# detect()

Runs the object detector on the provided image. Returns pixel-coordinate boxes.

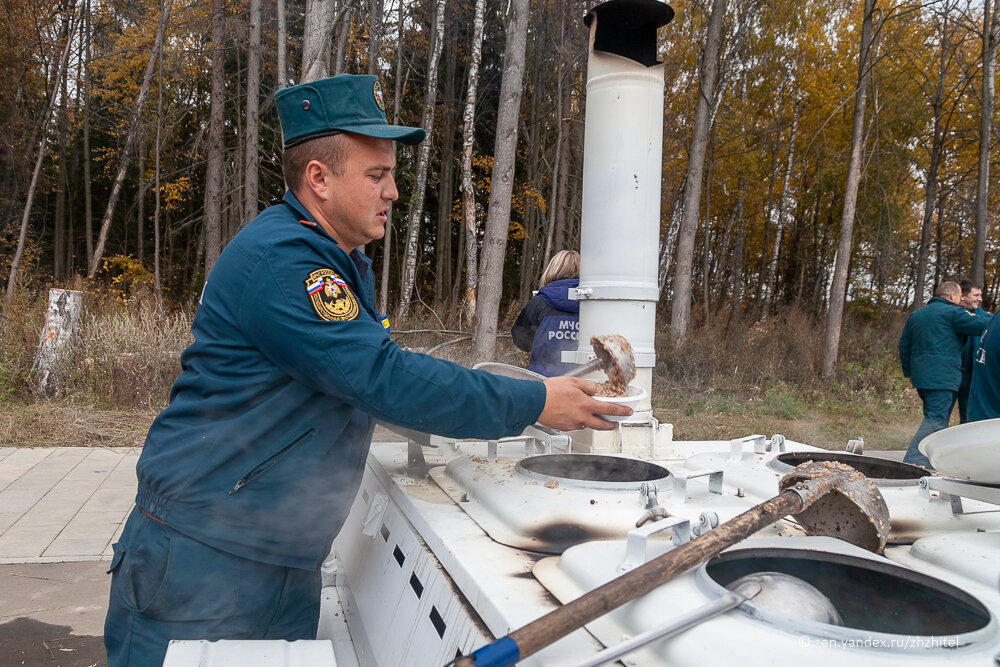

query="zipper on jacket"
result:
[229,429,316,495]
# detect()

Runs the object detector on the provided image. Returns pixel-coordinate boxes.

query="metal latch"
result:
[919,476,1000,514]
[617,511,719,573]
[728,434,786,461]
[618,516,691,572]
[672,468,724,501]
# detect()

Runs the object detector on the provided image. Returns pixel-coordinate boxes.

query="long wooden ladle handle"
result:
[455,477,833,667]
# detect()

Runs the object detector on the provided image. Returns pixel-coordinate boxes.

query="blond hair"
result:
[935,281,961,299]
[540,250,580,287]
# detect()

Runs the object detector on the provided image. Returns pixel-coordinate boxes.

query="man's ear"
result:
[304,160,328,200]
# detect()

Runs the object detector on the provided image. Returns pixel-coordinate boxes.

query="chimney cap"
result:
[584,0,674,68]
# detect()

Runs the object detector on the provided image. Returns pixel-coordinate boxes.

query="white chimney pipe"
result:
[569,0,673,414]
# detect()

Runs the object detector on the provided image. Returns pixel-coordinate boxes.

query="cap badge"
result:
[304,269,359,321]
[373,79,386,111]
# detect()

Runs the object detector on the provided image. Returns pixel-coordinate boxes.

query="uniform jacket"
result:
[969,313,999,421]
[962,307,991,374]
[135,191,546,570]
[899,296,991,391]
[511,278,580,376]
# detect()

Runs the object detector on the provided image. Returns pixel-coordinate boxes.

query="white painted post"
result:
[33,289,83,397]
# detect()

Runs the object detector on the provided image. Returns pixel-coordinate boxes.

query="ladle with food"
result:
[562,334,643,418]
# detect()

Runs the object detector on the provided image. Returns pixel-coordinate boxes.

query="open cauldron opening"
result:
[517,454,670,484]
[774,452,927,481]
[706,548,991,636]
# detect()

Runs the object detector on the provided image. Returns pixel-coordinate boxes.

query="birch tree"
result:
[669,0,728,344]
[973,0,1000,287]
[88,0,174,277]
[471,0,531,362]
[302,0,336,82]
[397,0,446,318]
[460,0,487,327]
[277,0,288,87]
[379,4,406,315]
[820,0,876,380]
[5,1,82,310]
[914,5,956,309]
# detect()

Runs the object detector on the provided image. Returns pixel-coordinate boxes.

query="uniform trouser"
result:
[903,388,956,468]
[957,371,973,424]
[104,509,321,667]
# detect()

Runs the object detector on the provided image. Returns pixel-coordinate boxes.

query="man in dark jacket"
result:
[103,75,629,667]
[968,311,999,421]
[899,281,991,467]
[957,280,991,422]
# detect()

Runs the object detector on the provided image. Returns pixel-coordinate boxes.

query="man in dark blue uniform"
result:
[899,281,991,467]
[103,74,629,666]
[957,280,991,422]
[968,310,999,421]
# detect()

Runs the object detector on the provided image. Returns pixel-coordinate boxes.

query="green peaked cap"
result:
[275,74,425,148]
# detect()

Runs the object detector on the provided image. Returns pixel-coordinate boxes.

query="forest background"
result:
[1,0,998,449]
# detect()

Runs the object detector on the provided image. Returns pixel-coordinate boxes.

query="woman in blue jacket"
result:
[512,250,581,376]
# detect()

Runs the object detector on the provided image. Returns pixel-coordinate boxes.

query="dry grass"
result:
[0,402,156,448]
[1,292,924,451]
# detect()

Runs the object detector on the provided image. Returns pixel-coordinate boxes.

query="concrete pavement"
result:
[0,447,138,564]
[0,447,138,667]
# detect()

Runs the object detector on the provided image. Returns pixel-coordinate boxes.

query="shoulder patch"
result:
[304,269,359,321]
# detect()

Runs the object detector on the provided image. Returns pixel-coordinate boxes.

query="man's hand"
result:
[537,376,633,431]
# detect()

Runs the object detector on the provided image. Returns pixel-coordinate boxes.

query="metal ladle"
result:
[454,460,890,667]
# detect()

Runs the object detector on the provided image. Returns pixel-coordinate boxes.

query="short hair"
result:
[540,250,580,287]
[935,281,961,298]
[282,133,348,194]
[960,280,982,295]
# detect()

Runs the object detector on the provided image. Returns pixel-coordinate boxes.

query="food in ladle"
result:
[591,334,634,396]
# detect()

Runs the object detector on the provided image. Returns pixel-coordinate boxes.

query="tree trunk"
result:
[277,0,287,87]
[367,0,383,76]
[820,0,875,380]
[82,0,94,269]
[202,0,225,278]
[136,139,145,263]
[244,0,261,227]
[973,0,1000,287]
[765,97,800,310]
[89,0,173,277]
[470,0,530,363]
[33,289,83,397]
[669,0,728,345]
[459,0,486,329]
[302,0,336,82]
[334,3,355,76]
[914,9,950,309]
[154,35,164,312]
[54,70,69,281]
[5,1,83,311]
[397,0,446,318]
[434,31,458,309]
[379,3,405,315]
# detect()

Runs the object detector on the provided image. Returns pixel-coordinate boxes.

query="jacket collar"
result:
[282,189,371,281]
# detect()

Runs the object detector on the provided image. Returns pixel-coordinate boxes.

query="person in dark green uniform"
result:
[899,281,991,467]
[957,280,991,422]
[968,310,999,421]
[103,74,630,667]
